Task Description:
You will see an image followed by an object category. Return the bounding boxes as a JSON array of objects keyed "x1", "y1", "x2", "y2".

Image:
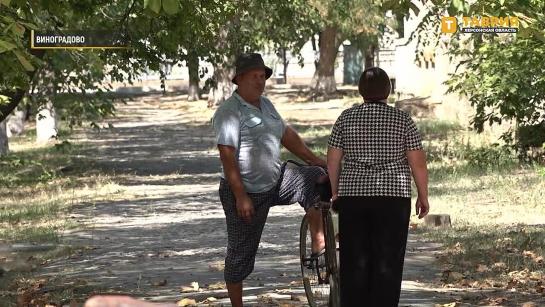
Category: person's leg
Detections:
[
  {"x1": 226, "y1": 282, "x2": 244, "y2": 307},
  {"x1": 306, "y1": 206, "x2": 325, "y2": 253},
  {"x1": 220, "y1": 180, "x2": 272, "y2": 307},
  {"x1": 368, "y1": 197, "x2": 411, "y2": 306},
  {"x1": 339, "y1": 197, "x2": 373, "y2": 307},
  {"x1": 276, "y1": 165, "x2": 327, "y2": 253}
]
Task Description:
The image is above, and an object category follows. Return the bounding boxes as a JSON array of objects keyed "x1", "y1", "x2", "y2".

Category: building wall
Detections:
[{"x1": 375, "y1": 4, "x2": 474, "y2": 126}]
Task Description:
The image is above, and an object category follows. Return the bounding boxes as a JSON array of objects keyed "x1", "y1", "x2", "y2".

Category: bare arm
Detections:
[
  {"x1": 218, "y1": 145, "x2": 246, "y2": 199},
  {"x1": 406, "y1": 149, "x2": 429, "y2": 218},
  {"x1": 281, "y1": 125, "x2": 326, "y2": 167},
  {"x1": 327, "y1": 147, "x2": 344, "y2": 199},
  {"x1": 218, "y1": 144, "x2": 254, "y2": 222}
]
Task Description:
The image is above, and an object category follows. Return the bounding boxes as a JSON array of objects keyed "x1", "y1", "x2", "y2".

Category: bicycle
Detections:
[{"x1": 282, "y1": 160, "x2": 340, "y2": 307}]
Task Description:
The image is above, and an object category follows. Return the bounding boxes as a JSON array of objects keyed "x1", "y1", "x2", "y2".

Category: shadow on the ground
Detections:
[{"x1": 78, "y1": 121, "x2": 219, "y2": 177}]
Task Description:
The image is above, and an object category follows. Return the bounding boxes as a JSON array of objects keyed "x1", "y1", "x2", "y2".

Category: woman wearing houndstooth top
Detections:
[{"x1": 327, "y1": 67, "x2": 430, "y2": 307}]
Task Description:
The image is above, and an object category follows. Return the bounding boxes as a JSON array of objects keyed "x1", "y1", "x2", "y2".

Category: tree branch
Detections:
[{"x1": 0, "y1": 49, "x2": 45, "y2": 122}]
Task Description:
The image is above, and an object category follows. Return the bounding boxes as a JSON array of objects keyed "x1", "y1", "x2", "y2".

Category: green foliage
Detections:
[
  {"x1": 464, "y1": 144, "x2": 517, "y2": 170},
  {"x1": 0, "y1": 4, "x2": 39, "y2": 90},
  {"x1": 309, "y1": 0, "x2": 383, "y2": 36},
  {"x1": 517, "y1": 122, "x2": 545, "y2": 149},
  {"x1": 446, "y1": 37, "x2": 545, "y2": 136},
  {"x1": 414, "y1": 0, "x2": 545, "y2": 148},
  {"x1": 0, "y1": 154, "x2": 59, "y2": 187},
  {"x1": 537, "y1": 166, "x2": 545, "y2": 177}
]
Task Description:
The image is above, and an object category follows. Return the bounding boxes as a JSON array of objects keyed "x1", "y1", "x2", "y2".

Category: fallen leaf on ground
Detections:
[
  {"x1": 434, "y1": 303, "x2": 458, "y2": 307},
  {"x1": 291, "y1": 295, "x2": 307, "y2": 302},
  {"x1": 207, "y1": 281, "x2": 226, "y2": 290},
  {"x1": 522, "y1": 302, "x2": 538, "y2": 307},
  {"x1": 530, "y1": 271, "x2": 542, "y2": 280},
  {"x1": 470, "y1": 281, "x2": 481, "y2": 288},
  {"x1": 257, "y1": 294, "x2": 275, "y2": 304},
  {"x1": 476, "y1": 264, "x2": 489, "y2": 273},
  {"x1": 190, "y1": 281, "x2": 199, "y2": 291},
  {"x1": 177, "y1": 298, "x2": 196, "y2": 306},
  {"x1": 444, "y1": 271, "x2": 464, "y2": 282},
  {"x1": 493, "y1": 262, "x2": 507, "y2": 270},
  {"x1": 181, "y1": 281, "x2": 199, "y2": 292},
  {"x1": 180, "y1": 286, "x2": 195, "y2": 293},
  {"x1": 289, "y1": 280, "x2": 303, "y2": 286},
  {"x1": 152, "y1": 279, "x2": 167, "y2": 287},
  {"x1": 208, "y1": 261, "x2": 225, "y2": 272},
  {"x1": 486, "y1": 297, "x2": 508, "y2": 305},
  {"x1": 523, "y1": 250, "x2": 538, "y2": 258},
  {"x1": 199, "y1": 297, "x2": 217, "y2": 304}
]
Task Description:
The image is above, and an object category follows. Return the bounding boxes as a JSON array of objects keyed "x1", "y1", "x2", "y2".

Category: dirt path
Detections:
[{"x1": 38, "y1": 94, "x2": 459, "y2": 306}]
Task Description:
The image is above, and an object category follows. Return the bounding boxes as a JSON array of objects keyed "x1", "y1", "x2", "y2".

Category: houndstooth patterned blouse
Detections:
[{"x1": 328, "y1": 102, "x2": 423, "y2": 198}]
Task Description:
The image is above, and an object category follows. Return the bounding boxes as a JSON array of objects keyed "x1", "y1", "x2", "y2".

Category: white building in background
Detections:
[
  {"x1": 126, "y1": 38, "x2": 346, "y2": 88},
  {"x1": 376, "y1": 3, "x2": 472, "y2": 124}
]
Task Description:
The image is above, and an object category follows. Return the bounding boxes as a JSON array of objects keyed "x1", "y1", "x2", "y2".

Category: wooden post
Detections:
[{"x1": 423, "y1": 214, "x2": 452, "y2": 228}]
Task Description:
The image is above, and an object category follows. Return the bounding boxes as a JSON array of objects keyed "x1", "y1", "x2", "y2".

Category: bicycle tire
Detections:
[
  {"x1": 300, "y1": 214, "x2": 329, "y2": 306},
  {"x1": 324, "y1": 210, "x2": 340, "y2": 307}
]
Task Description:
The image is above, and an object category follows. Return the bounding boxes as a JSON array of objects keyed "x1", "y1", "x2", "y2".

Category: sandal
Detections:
[{"x1": 310, "y1": 248, "x2": 326, "y2": 258}]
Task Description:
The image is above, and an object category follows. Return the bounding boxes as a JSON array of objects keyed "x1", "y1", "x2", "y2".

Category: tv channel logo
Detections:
[{"x1": 441, "y1": 17, "x2": 457, "y2": 33}]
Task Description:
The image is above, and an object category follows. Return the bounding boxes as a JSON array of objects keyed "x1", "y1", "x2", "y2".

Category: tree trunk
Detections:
[
  {"x1": 0, "y1": 120, "x2": 8, "y2": 156},
  {"x1": 36, "y1": 100, "x2": 58, "y2": 144},
  {"x1": 310, "y1": 26, "x2": 342, "y2": 97},
  {"x1": 365, "y1": 44, "x2": 376, "y2": 69},
  {"x1": 207, "y1": 26, "x2": 237, "y2": 107},
  {"x1": 282, "y1": 48, "x2": 288, "y2": 84},
  {"x1": 187, "y1": 52, "x2": 200, "y2": 101},
  {"x1": 6, "y1": 106, "x2": 27, "y2": 137},
  {"x1": 207, "y1": 64, "x2": 235, "y2": 107},
  {"x1": 424, "y1": 214, "x2": 452, "y2": 228},
  {"x1": 0, "y1": 89, "x2": 26, "y2": 123}
]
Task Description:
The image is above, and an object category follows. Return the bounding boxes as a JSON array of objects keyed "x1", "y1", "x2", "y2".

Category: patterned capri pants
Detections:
[{"x1": 219, "y1": 161, "x2": 326, "y2": 283}]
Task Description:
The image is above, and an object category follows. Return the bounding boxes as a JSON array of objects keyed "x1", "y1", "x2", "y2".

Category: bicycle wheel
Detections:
[
  {"x1": 300, "y1": 214, "x2": 330, "y2": 307},
  {"x1": 324, "y1": 210, "x2": 340, "y2": 307}
]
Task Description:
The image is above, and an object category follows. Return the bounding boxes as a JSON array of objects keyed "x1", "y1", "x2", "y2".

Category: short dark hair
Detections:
[{"x1": 358, "y1": 67, "x2": 391, "y2": 101}]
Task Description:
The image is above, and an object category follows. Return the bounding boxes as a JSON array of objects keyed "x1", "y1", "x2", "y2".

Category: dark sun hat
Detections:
[{"x1": 232, "y1": 53, "x2": 273, "y2": 84}]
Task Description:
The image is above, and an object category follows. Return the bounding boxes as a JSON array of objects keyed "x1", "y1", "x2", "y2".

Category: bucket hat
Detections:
[{"x1": 232, "y1": 53, "x2": 273, "y2": 84}]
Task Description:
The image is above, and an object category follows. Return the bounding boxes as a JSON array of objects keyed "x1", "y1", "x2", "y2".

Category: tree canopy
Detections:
[{"x1": 441, "y1": 0, "x2": 545, "y2": 146}]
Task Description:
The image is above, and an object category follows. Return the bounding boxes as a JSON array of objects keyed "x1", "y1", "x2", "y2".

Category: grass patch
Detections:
[
  {"x1": 0, "y1": 225, "x2": 61, "y2": 243},
  {"x1": 0, "y1": 125, "x2": 124, "y2": 244},
  {"x1": 419, "y1": 224, "x2": 545, "y2": 295},
  {"x1": 0, "y1": 123, "x2": 127, "y2": 306}
]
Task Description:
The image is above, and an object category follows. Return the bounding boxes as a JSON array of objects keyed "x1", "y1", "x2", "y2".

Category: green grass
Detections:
[
  {"x1": 0, "y1": 123, "x2": 125, "y2": 306},
  {"x1": 0, "y1": 125, "x2": 118, "y2": 244},
  {"x1": 0, "y1": 225, "x2": 61, "y2": 243},
  {"x1": 0, "y1": 201, "x2": 62, "y2": 224}
]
